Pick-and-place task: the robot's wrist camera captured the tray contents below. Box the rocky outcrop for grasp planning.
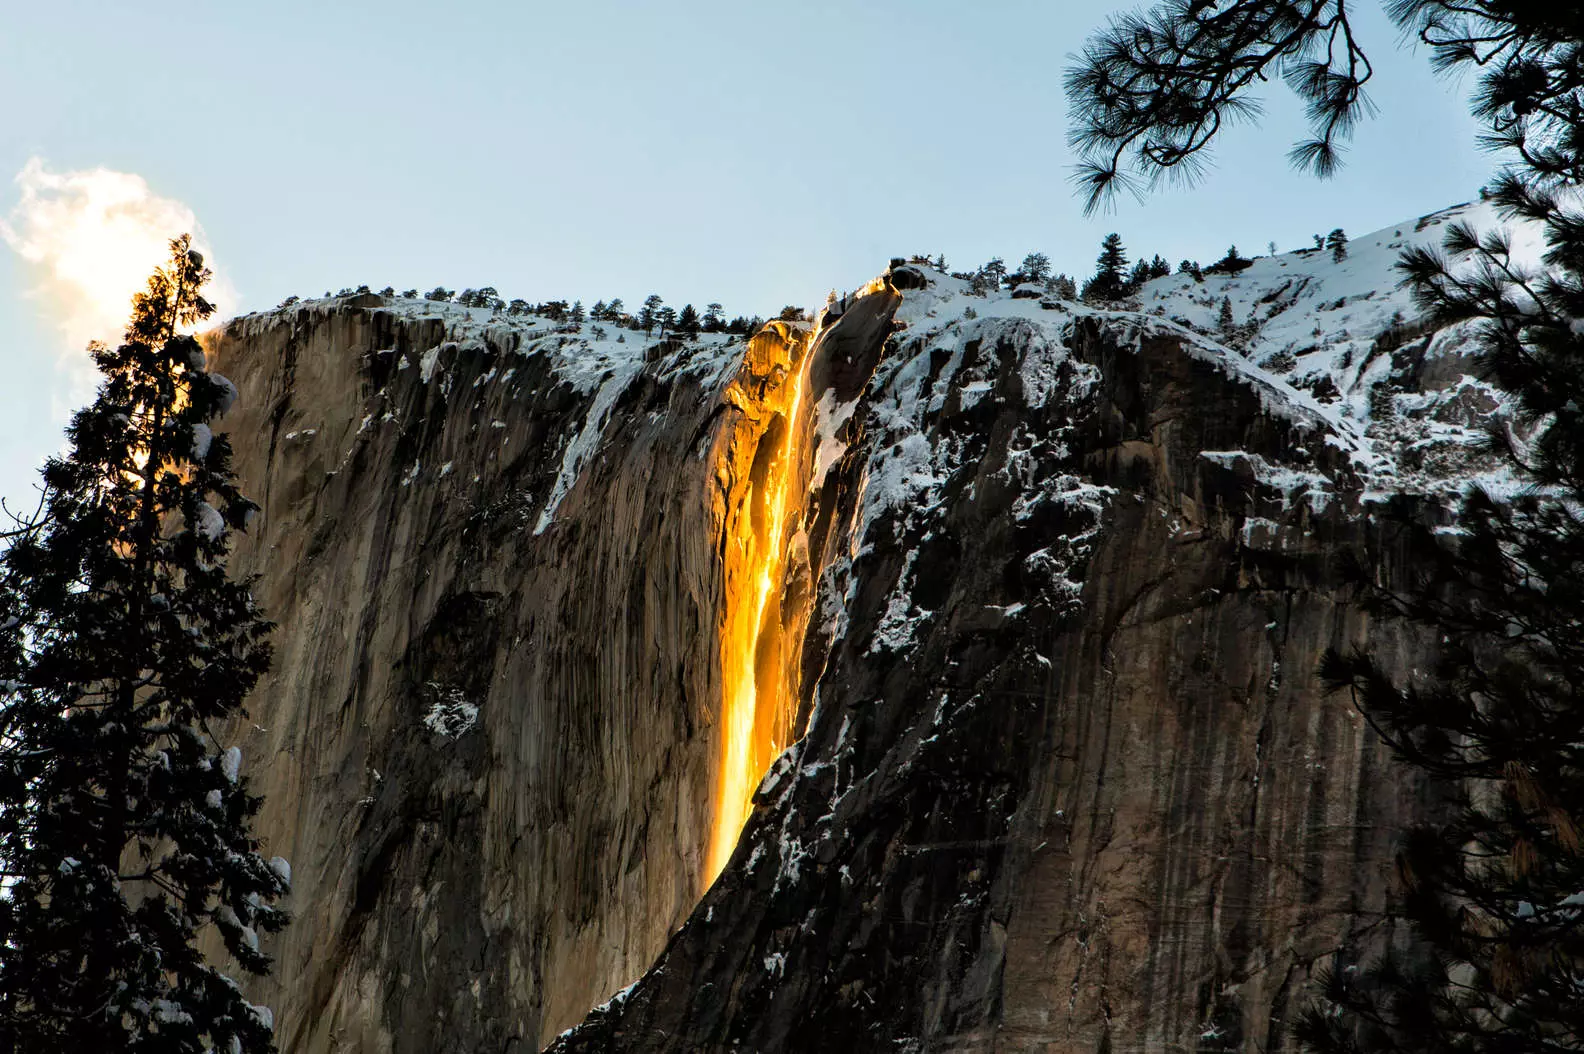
[549,275,1436,1053]
[208,252,1453,1053]
[205,303,812,1051]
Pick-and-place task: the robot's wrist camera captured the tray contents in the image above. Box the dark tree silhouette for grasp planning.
[1083,233,1130,301]
[1070,2,1584,1050]
[1327,227,1350,262]
[0,238,289,1052]
[1066,0,1584,211]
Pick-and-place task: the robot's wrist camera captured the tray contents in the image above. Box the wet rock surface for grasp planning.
[549,294,1434,1053]
[207,300,794,1052]
[210,268,1446,1054]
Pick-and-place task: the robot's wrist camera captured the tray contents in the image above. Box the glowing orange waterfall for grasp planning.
[705,320,819,886]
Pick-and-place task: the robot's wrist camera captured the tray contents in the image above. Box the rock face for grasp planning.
[206,218,1483,1053]
[547,272,1436,1054]
[206,305,799,1051]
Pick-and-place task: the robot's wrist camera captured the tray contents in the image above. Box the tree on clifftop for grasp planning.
[1070,2,1584,1050]
[0,237,290,1052]
[1327,227,1349,262]
[639,294,663,336]
[1082,233,1129,301]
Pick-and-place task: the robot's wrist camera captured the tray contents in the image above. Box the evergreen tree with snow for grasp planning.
[590,300,607,321]
[0,237,289,1052]
[424,287,453,303]
[570,300,585,325]
[1020,252,1052,283]
[1217,296,1234,335]
[676,303,700,338]
[605,297,624,322]
[1082,233,1129,301]
[1327,228,1349,262]
[1070,1,1584,1049]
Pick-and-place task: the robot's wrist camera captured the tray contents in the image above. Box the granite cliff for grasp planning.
[204,203,1512,1053]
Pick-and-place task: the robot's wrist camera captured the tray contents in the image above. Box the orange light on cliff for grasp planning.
[705,324,817,885]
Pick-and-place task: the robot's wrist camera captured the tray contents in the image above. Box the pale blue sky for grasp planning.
[2,0,1493,511]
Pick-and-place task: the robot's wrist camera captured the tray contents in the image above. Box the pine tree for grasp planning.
[1069,1,1584,1049]
[1217,296,1234,335]
[1147,254,1172,280]
[1045,274,1078,300]
[1294,175,1584,1054]
[1327,228,1349,262]
[0,237,289,1052]
[639,294,663,337]
[590,300,607,321]
[1083,233,1129,301]
[1020,252,1052,283]
[702,303,724,332]
[676,303,700,338]
[656,305,678,336]
[570,300,585,325]
[606,297,625,322]
[985,257,1009,286]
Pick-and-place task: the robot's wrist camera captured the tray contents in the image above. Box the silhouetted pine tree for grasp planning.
[0,237,290,1053]
[1298,173,1584,1054]
[1046,274,1079,299]
[1327,228,1349,263]
[676,303,700,338]
[1083,233,1129,301]
[639,294,663,337]
[1069,1,1584,1049]
[1020,252,1053,283]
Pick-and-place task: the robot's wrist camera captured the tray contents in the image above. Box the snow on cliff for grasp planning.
[874,198,1543,506]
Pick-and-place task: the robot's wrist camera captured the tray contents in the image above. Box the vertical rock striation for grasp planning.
[205,300,822,1051]
[208,214,1491,1053]
[549,268,1440,1053]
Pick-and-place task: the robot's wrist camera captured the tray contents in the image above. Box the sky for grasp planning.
[1,0,1497,512]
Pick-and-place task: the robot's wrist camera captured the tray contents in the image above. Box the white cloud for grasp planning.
[1,158,237,376]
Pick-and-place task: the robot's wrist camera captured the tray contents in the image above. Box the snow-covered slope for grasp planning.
[208,197,1547,1054]
[1130,199,1545,497]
